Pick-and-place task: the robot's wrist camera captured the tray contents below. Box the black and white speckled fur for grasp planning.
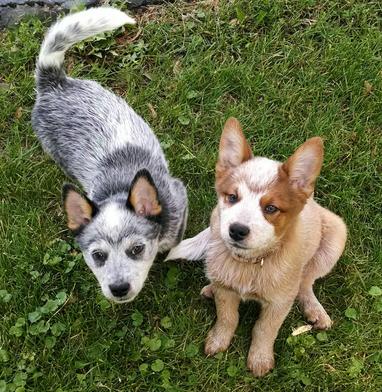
[31,7,188,302]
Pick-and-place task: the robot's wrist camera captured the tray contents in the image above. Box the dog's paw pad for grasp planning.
[204,330,231,356]
[301,299,333,330]
[306,308,332,330]
[309,313,333,330]
[247,354,274,377]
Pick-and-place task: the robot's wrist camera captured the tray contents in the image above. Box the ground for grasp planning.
[0,1,381,391]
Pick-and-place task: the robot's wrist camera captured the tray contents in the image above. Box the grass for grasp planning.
[0,0,382,390]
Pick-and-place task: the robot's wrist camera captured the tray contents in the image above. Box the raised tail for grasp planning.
[36,7,135,90]
[165,228,211,261]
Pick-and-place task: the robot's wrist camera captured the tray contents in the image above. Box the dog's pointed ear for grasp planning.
[282,137,324,198]
[127,169,162,217]
[216,117,253,179]
[62,184,98,232]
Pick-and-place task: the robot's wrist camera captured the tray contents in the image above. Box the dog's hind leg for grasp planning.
[200,284,214,299]
[298,208,347,329]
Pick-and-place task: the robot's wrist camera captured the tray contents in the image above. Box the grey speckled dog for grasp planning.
[32,7,188,303]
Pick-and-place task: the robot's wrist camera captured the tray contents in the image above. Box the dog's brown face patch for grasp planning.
[260,138,324,237]
[216,171,239,204]
[282,137,324,198]
[260,167,306,237]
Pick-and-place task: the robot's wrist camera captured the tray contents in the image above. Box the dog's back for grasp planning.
[32,8,166,192]
[33,77,166,190]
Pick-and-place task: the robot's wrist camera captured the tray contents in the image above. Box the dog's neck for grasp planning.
[229,246,277,265]
[231,252,263,265]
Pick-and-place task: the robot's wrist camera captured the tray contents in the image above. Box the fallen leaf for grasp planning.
[292,324,312,336]
[324,363,336,372]
[15,107,23,119]
[147,103,157,119]
[363,80,373,96]
[143,72,152,81]
[173,60,181,75]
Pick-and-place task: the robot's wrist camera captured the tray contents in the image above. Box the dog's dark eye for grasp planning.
[264,205,279,214]
[128,244,145,257]
[92,250,108,266]
[226,194,238,204]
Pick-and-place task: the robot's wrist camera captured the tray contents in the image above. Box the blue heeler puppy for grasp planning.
[32,7,188,303]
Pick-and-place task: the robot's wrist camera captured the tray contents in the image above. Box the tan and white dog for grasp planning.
[167,118,347,377]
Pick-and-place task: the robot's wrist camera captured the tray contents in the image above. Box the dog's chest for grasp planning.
[206,257,270,300]
[205,248,299,302]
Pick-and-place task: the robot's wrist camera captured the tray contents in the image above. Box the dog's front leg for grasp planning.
[247,300,293,377]
[205,284,241,356]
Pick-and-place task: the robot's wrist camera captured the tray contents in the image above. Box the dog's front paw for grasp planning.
[305,304,333,330]
[247,351,275,377]
[309,311,332,330]
[300,297,333,330]
[204,328,232,356]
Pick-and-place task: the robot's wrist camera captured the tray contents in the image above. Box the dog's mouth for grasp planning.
[110,294,136,304]
[226,242,255,259]
[226,239,251,252]
[226,239,274,260]
[105,290,138,304]
[114,297,133,303]
[229,241,249,250]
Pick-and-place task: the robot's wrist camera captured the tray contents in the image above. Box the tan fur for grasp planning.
[64,189,93,231]
[282,136,323,199]
[128,176,162,216]
[215,117,253,185]
[203,119,347,377]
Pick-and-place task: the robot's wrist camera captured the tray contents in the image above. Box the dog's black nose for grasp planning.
[109,283,130,298]
[229,223,250,241]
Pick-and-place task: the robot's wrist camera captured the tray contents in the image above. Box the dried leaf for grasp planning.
[291,324,312,336]
[15,107,23,119]
[363,81,373,96]
[173,60,181,75]
[324,363,336,372]
[143,72,152,81]
[147,103,157,119]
